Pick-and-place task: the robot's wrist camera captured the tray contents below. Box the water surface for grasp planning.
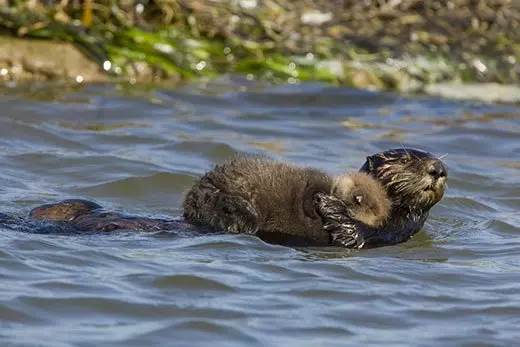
[1,77,520,346]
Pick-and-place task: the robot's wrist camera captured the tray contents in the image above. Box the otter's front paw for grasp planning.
[327,225,365,249]
[313,192,348,217]
[314,192,366,249]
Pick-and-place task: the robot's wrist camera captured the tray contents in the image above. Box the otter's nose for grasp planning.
[427,162,447,180]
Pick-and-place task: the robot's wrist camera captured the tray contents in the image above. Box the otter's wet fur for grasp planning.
[316,148,447,249]
[182,157,390,246]
[30,199,103,222]
[29,199,187,233]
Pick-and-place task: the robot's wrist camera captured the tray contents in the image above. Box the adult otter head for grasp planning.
[359,148,447,212]
[331,172,391,228]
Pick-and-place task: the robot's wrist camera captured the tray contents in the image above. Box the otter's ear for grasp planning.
[366,156,375,170]
[359,156,375,173]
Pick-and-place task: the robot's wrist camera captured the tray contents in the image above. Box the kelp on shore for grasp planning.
[0,0,519,90]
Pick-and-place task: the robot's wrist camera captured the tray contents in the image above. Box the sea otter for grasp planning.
[19,148,447,249]
[182,157,391,246]
[315,148,447,248]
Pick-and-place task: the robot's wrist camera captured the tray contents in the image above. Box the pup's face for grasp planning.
[332,172,391,227]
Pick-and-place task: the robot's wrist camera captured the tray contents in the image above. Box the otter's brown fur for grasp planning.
[332,172,390,228]
[182,157,390,246]
[29,199,184,233]
[30,199,102,221]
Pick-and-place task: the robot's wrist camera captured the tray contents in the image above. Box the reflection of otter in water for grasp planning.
[17,148,447,249]
[316,148,447,248]
[183,157,390,246]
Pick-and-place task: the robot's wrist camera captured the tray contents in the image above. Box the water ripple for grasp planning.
[1,81,520,346]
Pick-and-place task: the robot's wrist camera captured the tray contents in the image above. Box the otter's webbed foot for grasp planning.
[314,192,375,249]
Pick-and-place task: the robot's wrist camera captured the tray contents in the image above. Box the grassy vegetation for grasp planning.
[0,0,518,90]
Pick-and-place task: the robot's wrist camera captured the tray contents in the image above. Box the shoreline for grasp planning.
[1,1,519,102]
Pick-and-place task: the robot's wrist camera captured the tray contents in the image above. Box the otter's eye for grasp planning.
[355,195,363,204]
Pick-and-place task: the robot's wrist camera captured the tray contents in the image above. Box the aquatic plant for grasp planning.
[0,0,518,90]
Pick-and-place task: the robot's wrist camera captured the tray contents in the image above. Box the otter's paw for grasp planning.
[314,192,366,249]
[313,192,348,217]
[327,224,365,249]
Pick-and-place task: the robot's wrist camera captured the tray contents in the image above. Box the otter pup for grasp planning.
[315,148,447,249]
[182,157,390,246]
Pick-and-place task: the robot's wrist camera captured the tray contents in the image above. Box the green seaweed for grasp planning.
[0,0,519,90]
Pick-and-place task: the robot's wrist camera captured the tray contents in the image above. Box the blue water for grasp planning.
[1,77,520,346]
